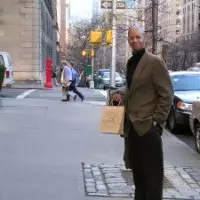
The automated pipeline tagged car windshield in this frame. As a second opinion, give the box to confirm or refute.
[102,71,121,79]
[171,74,200,91]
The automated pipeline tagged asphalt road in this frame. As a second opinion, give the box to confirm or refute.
[175,126,197,152]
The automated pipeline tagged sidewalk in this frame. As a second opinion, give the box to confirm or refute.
[0,98,200,200]
[82,130,200,200]
[4,81,45,89]
[27,86,106,102]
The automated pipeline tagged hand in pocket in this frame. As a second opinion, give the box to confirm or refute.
[155,124,163,136]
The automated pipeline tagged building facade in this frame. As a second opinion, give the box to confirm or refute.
[52,0,60,69]
[137,0,182,56]
[182,0,200,36]
[98,2,137,71]
[0,0,55,83]
[57,0,68,61]
[157,0,182,55]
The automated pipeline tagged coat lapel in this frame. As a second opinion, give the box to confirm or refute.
[130,52,149,93]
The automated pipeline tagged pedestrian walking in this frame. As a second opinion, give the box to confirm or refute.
[69,61,84,101]
[112,26,174,200]
[60,61,72,101]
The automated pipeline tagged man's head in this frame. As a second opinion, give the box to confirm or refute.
[60,61,67,69]
[69,61,75,67]
[128,25,145,51]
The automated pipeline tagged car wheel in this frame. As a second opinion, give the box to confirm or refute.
[167,111,178,133]
[195,124,200,154]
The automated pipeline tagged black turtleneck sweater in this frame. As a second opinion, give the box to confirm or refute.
[126,48,145,90]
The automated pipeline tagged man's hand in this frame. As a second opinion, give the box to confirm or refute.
[112,94,122,102]
[110,94,124,106]
[108,86,126,106]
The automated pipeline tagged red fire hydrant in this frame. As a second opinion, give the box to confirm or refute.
[45,57,53,88]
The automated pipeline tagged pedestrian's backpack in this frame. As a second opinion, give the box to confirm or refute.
[71,68,77,82]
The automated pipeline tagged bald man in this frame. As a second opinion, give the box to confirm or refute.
[113,26,173,200]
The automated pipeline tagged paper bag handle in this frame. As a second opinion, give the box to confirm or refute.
[110,97,122,106]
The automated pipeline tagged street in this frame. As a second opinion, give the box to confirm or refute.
[0,87,200,200]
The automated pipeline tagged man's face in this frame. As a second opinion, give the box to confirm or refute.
[128,29,145,51]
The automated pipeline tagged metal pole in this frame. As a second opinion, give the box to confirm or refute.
[111,0,117,87]
[90,46,95,89]
[152,0,158,55]
[125,10,129,63]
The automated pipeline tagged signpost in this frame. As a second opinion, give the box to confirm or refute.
[101,0,126,9]
[100,0,126,87]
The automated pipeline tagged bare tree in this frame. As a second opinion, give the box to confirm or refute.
[165,31,200,70]
[66,17,103,72]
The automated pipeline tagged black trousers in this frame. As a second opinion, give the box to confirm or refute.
[128,124,164,200]
[70,82,84,100]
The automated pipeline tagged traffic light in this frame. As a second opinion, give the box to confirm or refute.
[106,30,112,45]
[91,49,95,57]
[82,50,86,57]
[89,31,102,45]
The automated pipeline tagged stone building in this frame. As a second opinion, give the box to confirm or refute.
[0,0,54,83]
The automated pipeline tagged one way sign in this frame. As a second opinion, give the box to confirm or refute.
[101,0,126,9]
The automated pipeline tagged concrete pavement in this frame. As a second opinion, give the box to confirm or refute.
[0,86,106,103]
[27,87,106,102]
[0,96,200,200]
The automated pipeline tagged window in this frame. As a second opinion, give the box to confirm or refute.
[187,15,190,32]
[192,13,195,31]
[171,74,200,91]
[176,19,181,24]
[102,71,121,79]
[0,55,4,65]
[6,54,13,66]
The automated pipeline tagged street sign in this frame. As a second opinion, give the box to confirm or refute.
[101,0,126,9]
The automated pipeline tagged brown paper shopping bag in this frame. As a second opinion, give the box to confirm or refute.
[100,104,125,135]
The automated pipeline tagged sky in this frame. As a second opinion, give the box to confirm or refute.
[69,0,93,19]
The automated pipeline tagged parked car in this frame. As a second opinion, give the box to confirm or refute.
[187,63,200,72]
[189,101,200,154]
[187,67,200,72]
[0,64,5,91]
[0,52,14,86]
[94,69,125,90]
[167,71,200,132]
